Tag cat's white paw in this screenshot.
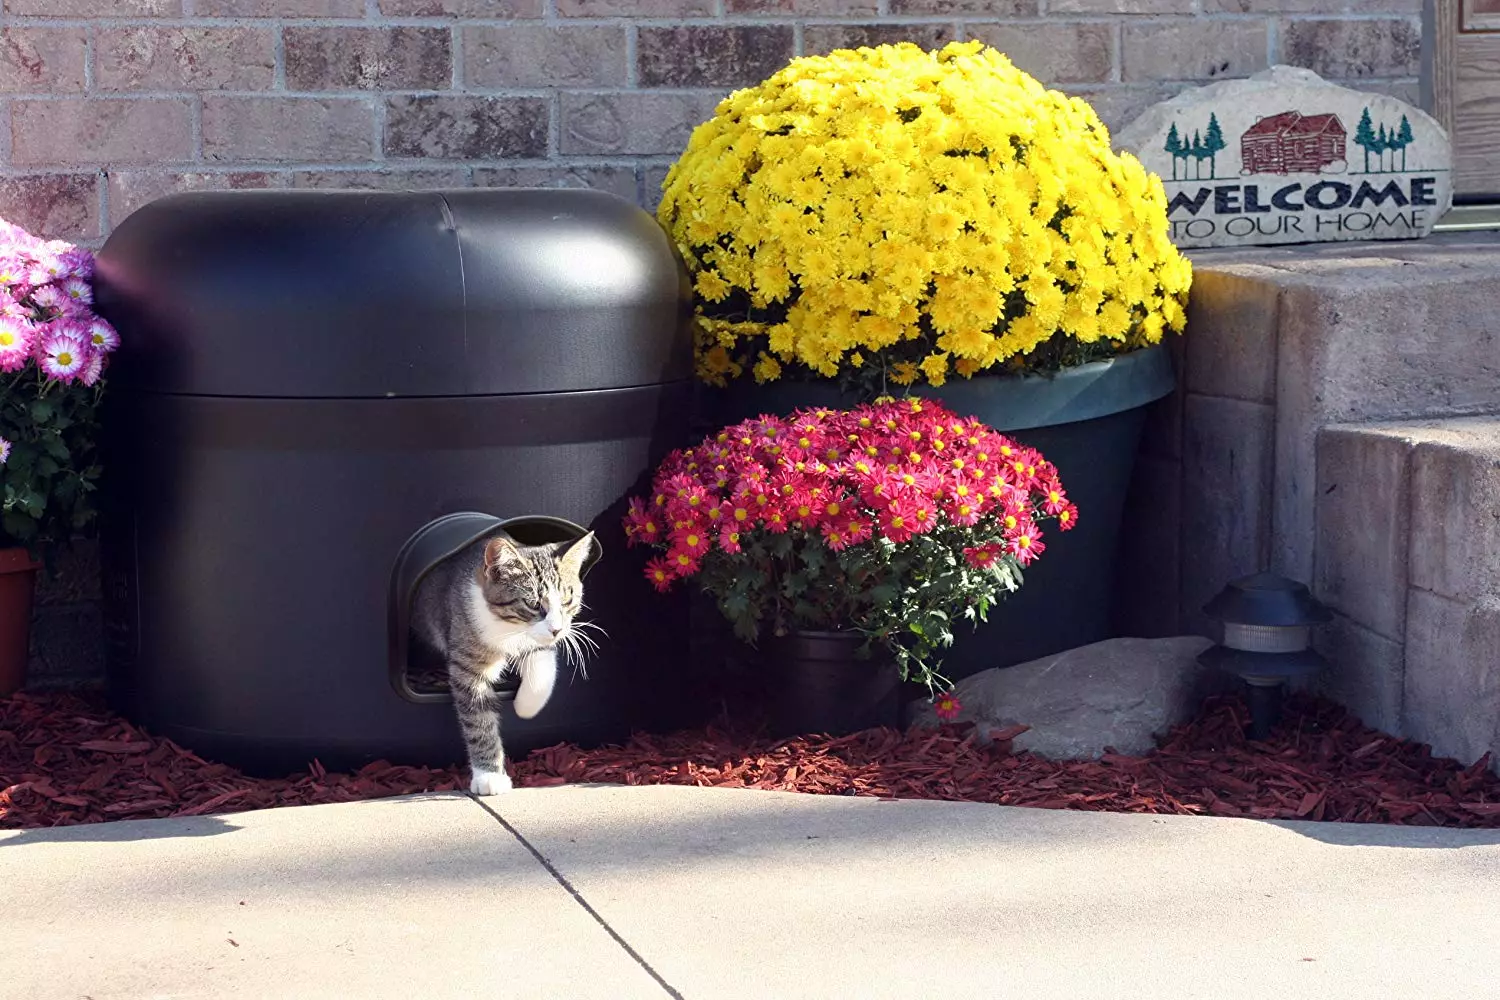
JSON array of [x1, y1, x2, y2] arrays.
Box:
[[469, 768, 513, 796], [513, 649, 558, 720]]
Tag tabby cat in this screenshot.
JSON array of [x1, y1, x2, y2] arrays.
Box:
[[411, 530, 597, 795]]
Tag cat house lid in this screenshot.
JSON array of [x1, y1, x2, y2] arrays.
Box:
[[387, 512, 601, 703], [93, 188, 693, 398]]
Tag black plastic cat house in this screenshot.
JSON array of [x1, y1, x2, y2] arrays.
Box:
[[92, 188, 693, 775]]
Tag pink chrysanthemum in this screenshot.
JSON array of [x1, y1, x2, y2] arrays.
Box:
[[643, 557, 674, 593], [0, 256, 28, 288], [86, 318, 119, 353], [29, 283, 66, 318], [38, 328, 89, 381], [0, 435, 11, 466], [61, 276, 92, 307], [27, 255, 64, 286], [0, 316, 33, 372], [933, 691, 962, 721], [79, 349, 104, 387], [59, 248, 94, 281]]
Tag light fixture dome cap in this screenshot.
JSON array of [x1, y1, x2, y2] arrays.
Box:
[[1202, 571, 1331, 627]]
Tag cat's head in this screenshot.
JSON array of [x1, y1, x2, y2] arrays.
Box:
[[477, 531, 596, 649]]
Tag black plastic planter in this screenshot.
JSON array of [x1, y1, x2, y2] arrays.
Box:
[[93, 189, 694, 776], [763, 629, 901, 738], [700, 346, 1176, 682]]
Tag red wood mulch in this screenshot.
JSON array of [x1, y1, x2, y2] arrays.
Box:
[[4, 688, 1499, 830]]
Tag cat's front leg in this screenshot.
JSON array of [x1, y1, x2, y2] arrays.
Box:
[[513, 648, 558, 720], [450, 671, 512, 795]]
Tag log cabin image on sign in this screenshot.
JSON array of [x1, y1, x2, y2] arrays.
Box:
[[1240, 111, 1346, 175], [1114, 66, 1453, 249]]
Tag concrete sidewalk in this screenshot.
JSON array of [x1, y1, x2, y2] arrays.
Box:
[[3, 786, 1499, 1000]]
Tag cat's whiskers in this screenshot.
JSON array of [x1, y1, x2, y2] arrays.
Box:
[[555, 621, 601, 682]]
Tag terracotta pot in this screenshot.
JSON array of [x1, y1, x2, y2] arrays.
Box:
[[0, 547, 39, 696], [763, 628, 901, 738]]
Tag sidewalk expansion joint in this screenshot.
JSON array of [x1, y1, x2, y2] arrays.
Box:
[[472, 795, 686, 1000]]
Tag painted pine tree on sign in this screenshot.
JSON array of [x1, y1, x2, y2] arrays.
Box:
[[1353, 107, 1414, 173], [1356, 108, 1376, 172], [1163, 123, 1185, 179], [1201, 114, 1226, 179]]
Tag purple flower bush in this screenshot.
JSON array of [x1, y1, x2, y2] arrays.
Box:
[[0, 219, 118, 558]]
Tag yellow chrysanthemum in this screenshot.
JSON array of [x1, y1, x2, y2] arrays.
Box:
[[659, 40, 1192, 387]]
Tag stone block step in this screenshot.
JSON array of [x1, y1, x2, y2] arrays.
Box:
[[1314, 416, 1500, 769], [1189, 234, 1500, 588]]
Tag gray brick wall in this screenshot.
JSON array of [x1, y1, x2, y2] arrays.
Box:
[[0, 0, 1423, 246]]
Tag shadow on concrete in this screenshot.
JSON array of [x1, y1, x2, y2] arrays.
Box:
[[0, 813, 243, 847], [1263, 816, 1500, 850]]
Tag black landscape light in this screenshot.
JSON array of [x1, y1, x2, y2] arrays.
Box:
[[1198, 572, 1330, 740]]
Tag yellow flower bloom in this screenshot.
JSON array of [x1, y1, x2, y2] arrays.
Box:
[[695, 269, 732, 303], [920, 352, 950, 386], [658, 40, 1192, 387], [753, 352, 783, 383], [890, 361, 920, 386]]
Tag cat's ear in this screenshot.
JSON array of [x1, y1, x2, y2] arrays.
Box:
[[482, 534, 523, 573], [557, 531, 596, 576]]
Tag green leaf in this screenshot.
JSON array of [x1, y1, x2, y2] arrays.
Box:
[[28, 398, 55, 423]]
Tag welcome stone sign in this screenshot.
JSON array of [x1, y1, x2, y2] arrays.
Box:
[[1114, 66, 1453, 249]]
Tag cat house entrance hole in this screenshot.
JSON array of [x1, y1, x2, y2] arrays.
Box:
[[388, 512, 600, 704]]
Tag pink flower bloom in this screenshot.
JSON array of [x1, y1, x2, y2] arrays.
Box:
[[61, 276, 92, 307], [87, 318, 120, 354], [0, 316, 34, 372], [38, 327, 88, 381], [29, 283, 66, 318], [79, 349, 104, 387], [59, 248, 94, 281], [933, 691, 962, 721], [963, 544, 1002, 569], [643, 557, 674, 593], [27, 254, 65, 286], [0, 435, 11, 465], [0, 256, 27, 288]]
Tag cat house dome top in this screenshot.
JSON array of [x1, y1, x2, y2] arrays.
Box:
[[658, 41, 1193, 391], [95, 188, 691, 397]]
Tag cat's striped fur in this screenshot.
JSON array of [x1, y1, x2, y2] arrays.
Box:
[[411, 531, 597, 795]]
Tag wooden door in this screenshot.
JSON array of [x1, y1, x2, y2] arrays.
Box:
[[1432, 0, 1500, 200]]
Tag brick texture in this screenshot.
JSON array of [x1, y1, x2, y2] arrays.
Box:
[[803, 24, 958, 59], [560, 91, 725, 155], [730, 0, 878, 12], [384, 95, 549, 158], [464, 26, 627, 88], [0, 0, 1426, 246], [284, 28, 453, 91], [1122, 20, 1269, 82], [0, 174, 99, 241], [1278, 18, 1422, 79], [638, 27, 795, 88], [7, 0, 180, 13], [0, 29, 87, 95], [968, 22, 1113, 84], [108, 169, 282, 227], [379, 0, 543, 13], [193, 0, 363, 13], [13, 98, 192, 166], [96, 28, 276, 92], [203, 97, 375, 162]]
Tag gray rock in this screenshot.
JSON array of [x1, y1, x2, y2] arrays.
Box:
[[907, 636, 1225, 759]]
